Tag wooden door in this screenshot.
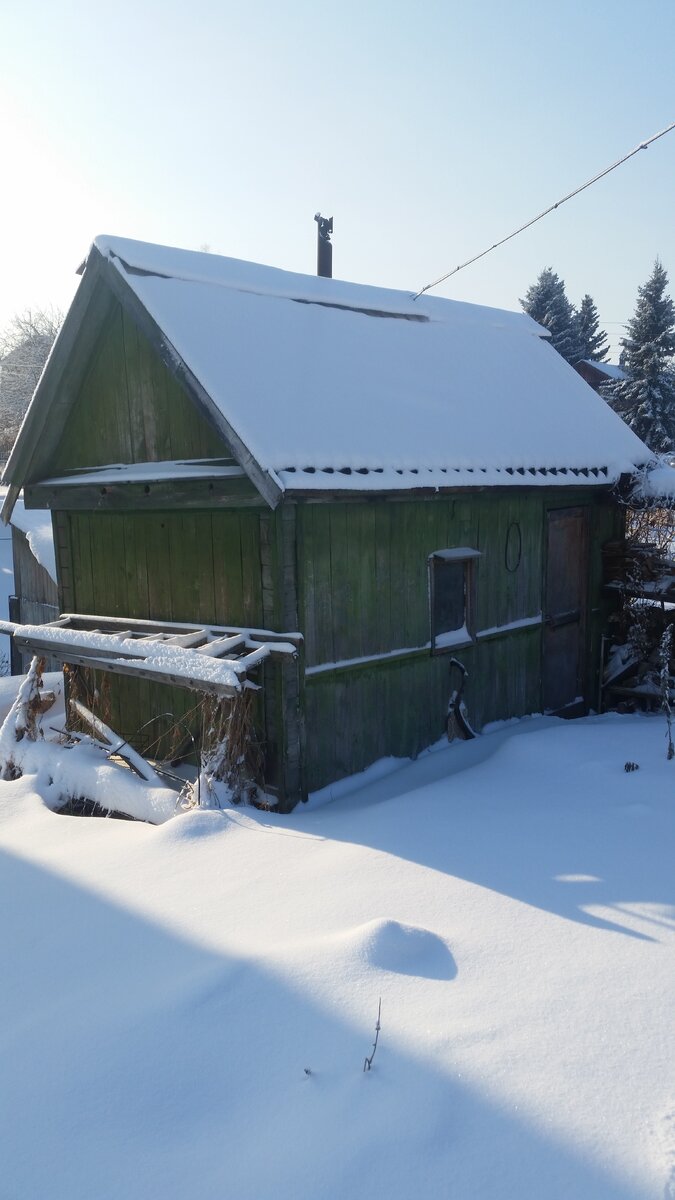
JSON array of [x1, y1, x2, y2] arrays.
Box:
[[543, 506, 589, 713]]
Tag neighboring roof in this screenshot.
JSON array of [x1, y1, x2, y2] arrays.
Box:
[[3, 236, 652, 514], [6, 491, 56, 582], [580, 359, 628, 382]]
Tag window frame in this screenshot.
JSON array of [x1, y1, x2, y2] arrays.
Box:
[[428, 547, 480, 655]]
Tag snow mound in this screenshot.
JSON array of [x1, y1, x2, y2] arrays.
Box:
[[156, 807, 242, 842], [339, 917, 456, 980]]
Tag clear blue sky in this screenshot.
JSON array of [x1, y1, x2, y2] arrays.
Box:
[[1, 0, 673, 356]]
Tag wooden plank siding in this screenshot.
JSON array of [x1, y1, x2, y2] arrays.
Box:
[[47, 485, 621, 803], [48, 303, 229, 474], [298, 488, 615, 793], [61, 510, 263, 628], [54, 505, 304, 809], [53, 507, 267, 769]]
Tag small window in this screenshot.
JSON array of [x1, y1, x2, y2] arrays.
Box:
[[429, 548, 480, 653]]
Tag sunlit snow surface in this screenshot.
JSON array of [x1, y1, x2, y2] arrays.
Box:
[[0, 709, 674, 1199]]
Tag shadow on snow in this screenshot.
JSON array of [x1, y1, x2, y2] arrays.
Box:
[[0, 846, 650, 1200]]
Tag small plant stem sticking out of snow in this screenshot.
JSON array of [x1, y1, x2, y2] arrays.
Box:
[[363, 999, 382, 1072], [659, 624, 675, 760]]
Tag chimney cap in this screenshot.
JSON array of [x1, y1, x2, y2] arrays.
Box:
[[314, 212, 333, 242]]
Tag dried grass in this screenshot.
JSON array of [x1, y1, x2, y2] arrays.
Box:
[[200, 689, 263, 804]]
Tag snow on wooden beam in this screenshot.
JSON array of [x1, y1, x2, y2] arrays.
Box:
[[69, 699, 157, 781], [0, 614, 302, 698]]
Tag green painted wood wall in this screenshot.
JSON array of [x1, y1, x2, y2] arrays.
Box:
[[52, 487, 621, 800], [298, 493, 545, 665], [58, 510, 263, 624], [49, 304, 228, 473], [297, 490, 622, 792], [54, 507, 267, 767]]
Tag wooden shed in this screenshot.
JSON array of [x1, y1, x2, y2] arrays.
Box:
[[1, 237, 652, 809]]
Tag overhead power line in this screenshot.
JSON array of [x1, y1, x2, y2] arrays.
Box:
[[413, 120, 675, 300]]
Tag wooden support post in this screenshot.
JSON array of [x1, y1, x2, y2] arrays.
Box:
[[278, 638, 307, 811], [258, 502, 307, 811]]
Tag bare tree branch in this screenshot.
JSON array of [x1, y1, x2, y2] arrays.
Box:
[[0, 306, 63, 459]]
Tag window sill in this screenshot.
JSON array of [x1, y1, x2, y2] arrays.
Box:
[[431, 626, 474, 654]]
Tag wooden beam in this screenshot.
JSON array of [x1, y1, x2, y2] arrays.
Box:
[[69, 699, 157, 781], [277, 504, 306, 807], [1, 485, 20, 527], [282, 482, 614, 503], [12, 636, 242, 697], [1, 611, 301, 701], [24, 474, 264, 512], [196, 634, 247, 657], [156, 630, 209, 648]]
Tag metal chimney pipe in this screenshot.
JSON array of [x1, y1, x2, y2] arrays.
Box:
[[314, 212, 333, 278]]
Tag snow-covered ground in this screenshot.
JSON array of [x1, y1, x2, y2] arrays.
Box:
[[0, 708, 674, 1199]]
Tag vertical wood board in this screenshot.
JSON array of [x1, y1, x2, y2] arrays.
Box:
[[50, 302, 231, 472]]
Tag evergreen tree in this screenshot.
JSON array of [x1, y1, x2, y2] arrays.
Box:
[[605, 260, 675, 453], [520, 268, 580, 365], [574, 294, 609, 362]]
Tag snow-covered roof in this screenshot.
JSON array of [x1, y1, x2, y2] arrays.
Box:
[[10, 235, 652, 507], [93, 236, 650, 490], [8, 493, 56, 582], [580, 359, 627, 382]]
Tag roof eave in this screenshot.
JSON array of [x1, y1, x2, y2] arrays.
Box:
[[276, 462, 639, 497]]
